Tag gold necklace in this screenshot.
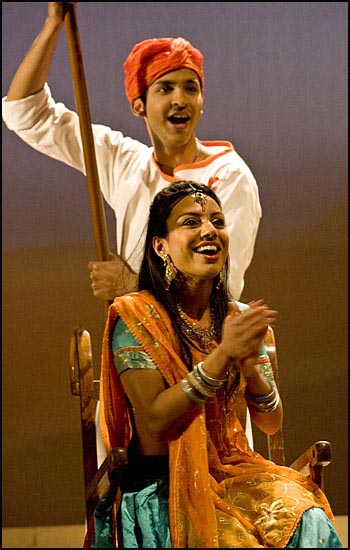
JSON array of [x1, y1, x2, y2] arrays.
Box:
[[176, 303, 216, 352]]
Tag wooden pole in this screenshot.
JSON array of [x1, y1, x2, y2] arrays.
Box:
[[63, 5, 110, 524], [64, 3, 110, 263]]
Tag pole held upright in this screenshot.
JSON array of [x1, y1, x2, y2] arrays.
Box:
[[64, 3, 110, 263]]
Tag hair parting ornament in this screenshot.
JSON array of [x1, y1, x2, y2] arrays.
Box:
[[189, 183, 207, 211]]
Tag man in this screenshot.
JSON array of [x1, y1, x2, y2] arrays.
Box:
[[2, 2, 261, 301]]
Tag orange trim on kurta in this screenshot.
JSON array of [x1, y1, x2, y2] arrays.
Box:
[[151, 140, 234, 182]]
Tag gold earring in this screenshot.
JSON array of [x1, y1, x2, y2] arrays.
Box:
[[161, 253, 177, 291], [216, 271, 224, 289]]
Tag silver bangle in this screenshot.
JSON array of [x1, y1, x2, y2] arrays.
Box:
[[246, 382, 280, 413], [246, 380, 274, 401], [250, 392, 280, 413], [193, 365, 220, 391], [196, 361, 227, 388], [180, 378, 207, 404], [187, 371, 216, 398]]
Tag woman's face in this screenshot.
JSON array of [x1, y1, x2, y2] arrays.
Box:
[[153, 193, 229, 284]]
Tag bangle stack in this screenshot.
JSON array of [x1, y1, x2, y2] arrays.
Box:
[[180, 378, 207, 404], [180, 361, 228, 405], [246, 381, 280, 413], [196, 361, 228, 387]]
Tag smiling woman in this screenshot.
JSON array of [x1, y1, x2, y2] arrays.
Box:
[[152, 188, 228, 292], [86, 180, 343, 548]]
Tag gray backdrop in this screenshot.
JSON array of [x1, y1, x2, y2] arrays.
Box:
[[2, 2, 348, 527]]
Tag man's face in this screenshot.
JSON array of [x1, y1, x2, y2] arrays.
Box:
[[142, 68, 203, 150]]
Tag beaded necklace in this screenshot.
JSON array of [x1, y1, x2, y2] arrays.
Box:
[[176, 303, 217, 353]]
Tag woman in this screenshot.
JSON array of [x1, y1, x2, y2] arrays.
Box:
[[91, 181, 342, 548]]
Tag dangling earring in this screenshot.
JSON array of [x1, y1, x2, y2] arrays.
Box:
[[161, 253, 177, 291], [216, 271, 224, 290]]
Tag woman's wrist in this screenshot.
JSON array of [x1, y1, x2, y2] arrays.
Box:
[[243, 365, 262, 384], [180, 361, 230, 406], [246, 381, 280, 413], [196, 362, 228, 387]]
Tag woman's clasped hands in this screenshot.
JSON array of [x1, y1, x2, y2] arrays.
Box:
[[220, 299, 278, 377]]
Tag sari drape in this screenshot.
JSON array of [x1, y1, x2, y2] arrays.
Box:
[[99, 291, 333, 548]]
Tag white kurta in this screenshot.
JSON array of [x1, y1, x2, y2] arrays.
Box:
[[2, 84, 262, 299]]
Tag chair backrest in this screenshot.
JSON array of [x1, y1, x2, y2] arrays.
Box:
[[70, 327, 98, 525], [264, 325, 286, 465]]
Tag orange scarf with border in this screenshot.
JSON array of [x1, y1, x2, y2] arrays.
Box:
[[100, 291, 333, 548]]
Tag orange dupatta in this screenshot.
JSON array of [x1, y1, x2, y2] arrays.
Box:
[[99, 291, 333, 548]]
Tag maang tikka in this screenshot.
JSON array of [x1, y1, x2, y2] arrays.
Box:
[[192, 190, 207, 211], [161, 252, 177, 291], [189, 183, 207, 211]]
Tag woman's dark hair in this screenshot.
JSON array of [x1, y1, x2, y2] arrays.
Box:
[[138, 180, 230, 369]]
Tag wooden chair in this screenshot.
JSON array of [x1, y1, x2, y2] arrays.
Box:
[[69, 326, 127, 542], [69, 324, 333, 544]]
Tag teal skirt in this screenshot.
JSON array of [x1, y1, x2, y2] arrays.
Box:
[[91, 456, 342, 548]]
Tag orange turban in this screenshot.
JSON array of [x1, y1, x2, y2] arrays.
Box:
[[124, 37, 204, 103]]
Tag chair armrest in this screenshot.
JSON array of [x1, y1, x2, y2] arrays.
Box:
[[86, 447, 128, 502], [289, 440, 332, 490]]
